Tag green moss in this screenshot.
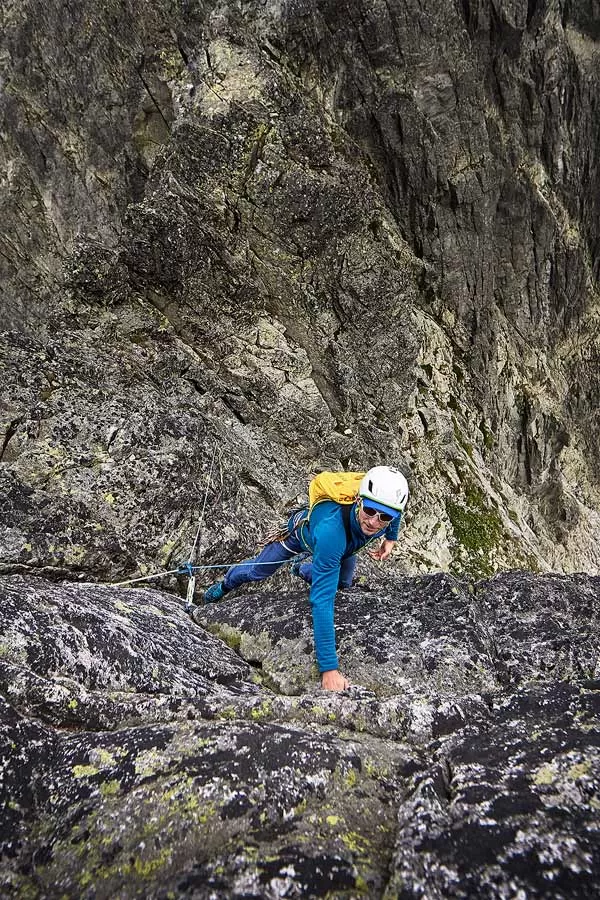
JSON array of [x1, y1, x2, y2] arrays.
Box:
[[446, 499, 502, 571], [453, 419, 475, 459], [207, 623, 242, 652], [478, 418, 495, 451]]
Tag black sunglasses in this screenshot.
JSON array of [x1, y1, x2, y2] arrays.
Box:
[[361, 503, 396, 523]]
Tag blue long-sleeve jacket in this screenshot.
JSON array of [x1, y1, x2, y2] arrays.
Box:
[[289, 501, 400, 672]]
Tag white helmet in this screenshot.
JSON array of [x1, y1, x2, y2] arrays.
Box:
[[359, 466, 409, 515]]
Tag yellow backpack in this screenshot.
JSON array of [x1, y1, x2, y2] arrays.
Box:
[[308, 471, 365, 509]]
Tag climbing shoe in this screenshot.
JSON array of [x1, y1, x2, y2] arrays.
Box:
[[203, 581, 227, 603]]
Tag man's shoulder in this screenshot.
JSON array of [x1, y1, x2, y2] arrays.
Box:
[[311, 501, 347, 543], [310, 500, 345, 524]]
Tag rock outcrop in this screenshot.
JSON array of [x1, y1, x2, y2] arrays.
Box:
[[1, 571, 598, 897]]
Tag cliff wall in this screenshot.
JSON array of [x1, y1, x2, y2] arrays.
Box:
[[1, 0, 600, 580]]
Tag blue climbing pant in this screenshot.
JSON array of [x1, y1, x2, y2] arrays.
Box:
[[223, 532, 304, 591], [223, 532, 357, 592]]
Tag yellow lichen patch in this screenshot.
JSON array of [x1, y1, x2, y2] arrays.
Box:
[[114, 600, 132, 613], [134, 749, 170, 780], [345, 768, 358, 789], [354, 874, 370, 894], [159, 539, 177, 565], [568, 760, 592, 780], [341, 831, 369, 854], [250, 700, 273, 721], [145, 605, 164, 617], [99, 780, 121, 798], [207, 623, 242, 652], [533, 763, 558, 786], [63, 545, 86, 565], [91, 748, 116, 768], [72, 764, 99, 778], [127, 848, 173, 878]]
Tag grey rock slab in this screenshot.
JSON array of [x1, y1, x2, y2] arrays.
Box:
[[4, 712, 409, 900], [0, 575, 258, 729], [195, 571, 600, 709], [474, 571, 600, 686], [1, 572, 600, 897], [385, 681, 600, 900]]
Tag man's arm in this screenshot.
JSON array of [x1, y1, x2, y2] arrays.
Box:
[[368, 511, 401, 560], [309, 508, 350, 691]]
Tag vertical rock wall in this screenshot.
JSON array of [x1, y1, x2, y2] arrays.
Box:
[[1, 0, 599, 580]]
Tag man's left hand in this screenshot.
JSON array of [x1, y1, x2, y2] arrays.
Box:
[[368, 539, 396, 561]]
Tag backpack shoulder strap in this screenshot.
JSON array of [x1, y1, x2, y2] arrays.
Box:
[[340, 503, 353, 548]]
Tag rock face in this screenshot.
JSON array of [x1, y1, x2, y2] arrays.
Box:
[[2, 2, 600, 896], [1, 0, 600, 580], [1, 571, 599, 898]]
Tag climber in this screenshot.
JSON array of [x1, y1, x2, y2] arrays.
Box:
[[203, 466, 409, 693]]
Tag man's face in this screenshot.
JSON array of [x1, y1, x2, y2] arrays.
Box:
[[356, 501, 397, 536]]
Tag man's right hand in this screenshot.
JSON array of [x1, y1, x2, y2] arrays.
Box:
[[321, 670, 350, 691]]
